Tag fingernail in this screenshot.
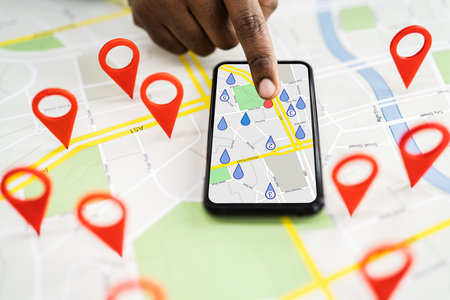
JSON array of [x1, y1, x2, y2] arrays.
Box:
[[258, 78, 276, 99]]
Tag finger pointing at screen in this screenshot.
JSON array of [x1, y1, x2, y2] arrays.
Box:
[[129, 0, 280, 100]]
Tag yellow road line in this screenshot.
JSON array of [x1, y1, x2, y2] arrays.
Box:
[[272, 98, 296, 144], [219, 65, 298, 144], [275, 97, 297, 140], [220, 66, 254, 86], [0, 8, 131, 47], [1, 54, 210, 200], [1, 51, 208, 199], [180, 55, 207, 100], [211, 140, 313, 170], [3, 97, 205, 184], [103, 0, 128, 8], [281, 217, 450, 299], [189, 52, 212, 90], [281, 217, 336, 300], [49, 103, 208, 173], [72, 97, 204, 144], [1, 103, 208, 200], [222, 64, 252, 79], [220, 64, 301, 142]]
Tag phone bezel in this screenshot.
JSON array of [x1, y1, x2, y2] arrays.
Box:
[[204, 61, 324, 215]]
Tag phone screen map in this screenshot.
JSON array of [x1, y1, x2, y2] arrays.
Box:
[[208, 63, 317, 204]]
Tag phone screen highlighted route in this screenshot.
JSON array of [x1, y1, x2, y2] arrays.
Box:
[[208, 63, 318, 204]]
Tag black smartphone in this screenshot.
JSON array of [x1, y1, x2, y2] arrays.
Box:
[[204, 61, 324, 215]]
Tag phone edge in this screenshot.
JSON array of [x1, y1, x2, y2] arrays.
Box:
[[203, 61, 324, 215]]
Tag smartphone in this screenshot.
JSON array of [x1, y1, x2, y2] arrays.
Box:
[[204, 61, 323, 215]]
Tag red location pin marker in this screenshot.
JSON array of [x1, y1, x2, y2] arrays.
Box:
[[390, 25, 432, 89], [76, 192, 126, 256], [99, 38, 140, 98], [263, 99, 273, 109], [399, 122, 449, 187], [32, 88, 78, 149], [140, 72, 184, 138], [361, 244, 413, 300], [332, 153, 379, 216], [1, 167, 52, 235], [107, 278, 167, 300]]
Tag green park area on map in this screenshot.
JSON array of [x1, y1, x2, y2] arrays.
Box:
[[1, 1, 450, 299], [433, 50, 450, 84], [339, 5, 376, 31], [2, 35, 63, 51], [233, 84, 265, 110], [24, 146, 109, 216], [209, 166, 231, 184], [134, 202, 333, 300]]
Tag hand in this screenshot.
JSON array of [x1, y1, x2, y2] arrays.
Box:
[[129, 0, 280, 100]]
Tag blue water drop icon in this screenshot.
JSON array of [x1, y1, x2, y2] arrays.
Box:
[[240, 112, 250, 126], [226, 73, 236, 85], [220, 89, 230, 102], [265, 135, 276, 150], [265, 183, 276, 199], [233, 164, 244, 179], [295, 125, 306, 139], [296, 96, 306, 109], [280, 89, 289, 101], [220, 149, 230, 164], [218, 117, 227, 131], [286, 104, 296, 117]]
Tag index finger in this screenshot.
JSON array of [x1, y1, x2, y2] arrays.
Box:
[[223, 0, 280, 100]]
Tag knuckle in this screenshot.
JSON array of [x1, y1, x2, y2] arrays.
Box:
[[248, 53, 272, 71], [151, 35, 187, 55], [216, 37, 239, 50], [259, 0, 278, 10], [170, 47, 188, 55], [192, 44, 216, 57], [132, 15, 141, 27], [237, 11, 264, 38], [179, 29, 216, 56], [129, 0, 144, 11]]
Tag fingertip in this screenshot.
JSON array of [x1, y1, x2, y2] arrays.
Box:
[[257, 78, 279, 100]]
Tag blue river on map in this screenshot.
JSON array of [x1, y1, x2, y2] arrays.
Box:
[[317, 6, 450, 193]]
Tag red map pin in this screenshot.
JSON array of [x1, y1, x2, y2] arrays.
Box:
[[332, 153, 379, 216], [399, 122, 449, 187], [32, 88, 78, 149], [361, 244, 413, 300], [99, 38, 140, 98], [76, 192, 126, 256], [107, 278, 167, 300], [140, 72, 184, 138], [263, 99, 273, 109], [390, 25, 432, 89], [1, 167, 52, 235]]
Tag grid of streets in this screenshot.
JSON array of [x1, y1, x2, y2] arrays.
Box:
[[0, 0, 449, 299], [209, 63, 317, 204]]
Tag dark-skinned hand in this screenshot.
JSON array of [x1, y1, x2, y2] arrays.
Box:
[[129, 0, 280, 100]]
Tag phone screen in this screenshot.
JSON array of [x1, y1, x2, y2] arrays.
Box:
[[207, 62, 319, 205]]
